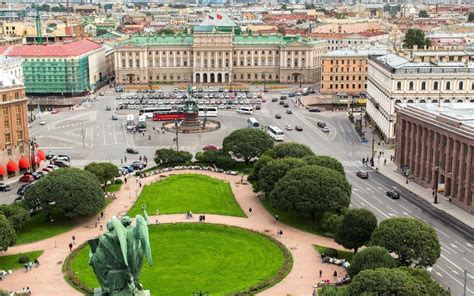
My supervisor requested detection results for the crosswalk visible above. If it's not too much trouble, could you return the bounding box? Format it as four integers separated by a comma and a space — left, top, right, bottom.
339, 160, 368, 168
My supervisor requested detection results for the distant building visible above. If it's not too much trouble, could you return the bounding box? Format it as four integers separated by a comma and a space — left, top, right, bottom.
395, 103, 473, 213
320, 48, 387, 96
0, 56, 23, 83
366, 53, 474, 141
0, 71, 31, 180
114, 14, 328, 84
0, 39, 107, 95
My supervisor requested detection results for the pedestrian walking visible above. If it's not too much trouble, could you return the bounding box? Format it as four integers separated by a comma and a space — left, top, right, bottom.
72, 236, 76, 245
248, 207, 252, 215
362, 158, 365, 164
148, 135, 151, 141
69, 242, 73, 252
121, 159, 123, 165
275, 214, 279, 222
124, 156, 127, 162
333, 270, 338, 278
384, 159, 387, 165
319, 270, 323, 277
124, 177, 127, 184
101, 211, 104, 218
100, 224, 103, 231
139, 156, 142, 162
139, 182, 142, 188
95, 221, 98, 228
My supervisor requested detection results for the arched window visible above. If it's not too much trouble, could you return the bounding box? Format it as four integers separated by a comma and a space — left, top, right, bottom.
409, 81, 414, 90
421, 81, 426, 90
434, 81, 439, 90
459, 81, 464, 90
444, 99, 451, 103
432, 99, 438, 103
407, 99, 414, 103
419, 99, 426, 103
446, 81, 451, 90
395, 99, 402, 104
396, 81, 402, 90
456, 99, 464, 103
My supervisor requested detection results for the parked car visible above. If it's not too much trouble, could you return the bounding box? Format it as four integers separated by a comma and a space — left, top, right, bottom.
112, 115, 118, 120
132, 161, 146, 170
322, 127, 330, 133
31, 172, 42, 180
17, 184, 32, 195
279, 101, 285, 105
42, 167, 54, 173
46, 164, 59, 170
14, 196, 24, 203
272, 97, 278, 102
126, 147, 139, 154
122, 166, 134, 173
19, 174, 35, 183
386, 190, 400, 199
55, 154, 71, 162
106, 106, 112, 111
295, 126, 303, 131
39, 120, 47, 125
286, 109, 293, 114
275, 114, 282, 119
0, 183, 11, 192
203, 144, 219, 151
36, 171, 48, 178
285, 125, 293, 131
53, 160, 70, 168
46, 152, 56, 160
317, 121, 327, 128
309, 107, 321, 112
51, 109, 59, 114
283, 103, 289, 108
356, 171, 369, 179
99, 92, 105, 96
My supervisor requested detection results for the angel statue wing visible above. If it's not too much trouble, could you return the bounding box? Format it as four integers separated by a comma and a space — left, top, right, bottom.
111, 216, 129, 267
135, 214, 153, 266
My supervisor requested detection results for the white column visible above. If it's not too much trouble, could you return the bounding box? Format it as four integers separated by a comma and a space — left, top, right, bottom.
187, 51, 190, 68
272, 51, 276, 67
158, 51, 162, 67
215, 51, 219, 68
200, 51, 204, 68
258, 50, 261, 67
251, 50, 254, 67
173, 51, 176, 67
166, 51, 169, 68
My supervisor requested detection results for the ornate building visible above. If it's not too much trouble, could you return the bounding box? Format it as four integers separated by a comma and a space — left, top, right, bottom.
114, 14, 327, 85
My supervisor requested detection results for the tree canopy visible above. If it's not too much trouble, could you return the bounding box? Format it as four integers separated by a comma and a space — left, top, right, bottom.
369, 217, 441, 267
303, 155, 344, 175
403, 29, 431, 49
195, 150, 234, 169
348, 246, 397, 278
270, 165, 351, 219
154, 148, 192, 165
257, 158, 305, 193
399, 267, 449, 296
223, 128, 274, 164
24, 168, 105, 218
336, 208, 377, 253
85, 162, 119, 189
264, 142, 314, 159
0, 204, 30, 232
347, 268, 428, 296
468, 12, 474, 22
247, 154, 273, 184
0, 215, 16, 252
418, 10, 428, 17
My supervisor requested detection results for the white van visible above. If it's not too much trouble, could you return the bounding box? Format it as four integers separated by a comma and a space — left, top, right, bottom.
237, 106, 253, 115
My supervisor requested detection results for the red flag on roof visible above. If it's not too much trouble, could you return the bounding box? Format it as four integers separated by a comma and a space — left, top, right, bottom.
217, 14, 223, 20
209, 15, 214, 20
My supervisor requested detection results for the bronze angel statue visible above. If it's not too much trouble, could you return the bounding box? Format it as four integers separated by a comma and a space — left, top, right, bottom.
88, 205, 153, 296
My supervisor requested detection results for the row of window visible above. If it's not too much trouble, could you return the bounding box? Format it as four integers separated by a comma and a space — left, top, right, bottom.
122, 49, 319, 57
327, 75, 365, 81
397, 80, 474, 91
323, 83, 367, 90
328, 59, 365, 65
121, 58, 310, 68
1, 92, 21, 102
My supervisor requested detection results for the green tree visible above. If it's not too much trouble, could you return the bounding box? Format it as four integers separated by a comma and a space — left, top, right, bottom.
0, 204, 30, 232
270, 165, 351, 220
399, 267, 450, 296
403, 28, 431, 49
265, 142, 314, 159
348, 246, 398, 277
84, 162, 119, 190
336, 208, 377, 253
154, 148, 192, 165
223, 128, 274, 164
321, 211, 344, 233
347, 268, 427, 296
369, 217, 441, 267
247, 154, 273, 184
303, 155, 344, 175
195, 150, 234, 169
24, 168, 105, 218
257, 158, 305, 193
0, 215, 16, 251
40, 4, 50, 11
418, 10, 429, 17
468, 12, 474, 22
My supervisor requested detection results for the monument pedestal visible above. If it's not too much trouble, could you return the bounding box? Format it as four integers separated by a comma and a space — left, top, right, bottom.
94, 288, 151, 296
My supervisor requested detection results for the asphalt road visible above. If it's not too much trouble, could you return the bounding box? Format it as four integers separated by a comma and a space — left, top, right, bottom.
1, 89, 472, 295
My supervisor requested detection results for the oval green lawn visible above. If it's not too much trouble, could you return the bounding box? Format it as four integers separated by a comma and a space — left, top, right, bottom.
70, 223, 290, 295
128, 174, 245, 217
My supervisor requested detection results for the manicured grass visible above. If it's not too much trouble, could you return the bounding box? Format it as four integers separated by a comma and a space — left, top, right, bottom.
261, 199, 334, 238
70, 223, 290, 295
128, 174, 245, 217
314, 245, 353, 262
15, 210, 76, 245
105, 183, 122, 192
0, 250, 43, 271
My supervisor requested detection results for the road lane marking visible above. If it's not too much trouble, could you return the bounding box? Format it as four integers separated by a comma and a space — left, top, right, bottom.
102, 124, 106, 145
437, 265, 474, 294
441, 254, 465, 272
353, 191, 390, 219
386, 205, 399, 214
463, 257, 474, 266
437, 229, 450, 238
441, 242, 458, 255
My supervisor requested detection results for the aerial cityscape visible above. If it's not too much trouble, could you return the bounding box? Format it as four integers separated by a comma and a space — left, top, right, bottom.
0, 0, 472, 295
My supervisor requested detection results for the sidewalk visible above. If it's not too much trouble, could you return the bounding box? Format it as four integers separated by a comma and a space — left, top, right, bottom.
377, 149, 474, 230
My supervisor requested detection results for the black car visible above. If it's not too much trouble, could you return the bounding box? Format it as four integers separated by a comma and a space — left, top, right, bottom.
17, 184, 32, 196
288, 93, 296, 97
309, 107, 321, 112
280, 96, 287, 100
283, 103, 289, 108
356, 171, 369, 179
126, 147, 139, 154
275, 114, 282, 119
53, 160, 70, 168
0, 183, 11, 192
46, 152, 56, 160
286, 109, 293, 114
317, 121, 327, 128
279, 101, 285, 105
272, 97, 278, 102
295, 126, 303, 131
132, 161, 146, 170
386, 190, 400, 199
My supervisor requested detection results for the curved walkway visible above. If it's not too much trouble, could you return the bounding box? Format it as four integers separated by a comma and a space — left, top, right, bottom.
0, 170, 346, 296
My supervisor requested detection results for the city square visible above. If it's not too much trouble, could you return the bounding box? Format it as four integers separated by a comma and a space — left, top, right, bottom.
0, 2, 473, 296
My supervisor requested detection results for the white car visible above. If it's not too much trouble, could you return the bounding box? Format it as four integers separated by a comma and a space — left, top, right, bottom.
39, 120, 47, 125
285, 125, 293, 131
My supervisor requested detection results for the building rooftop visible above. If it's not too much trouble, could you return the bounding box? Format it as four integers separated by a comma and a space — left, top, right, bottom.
0, 39, 103, 58
0, 70, 22, 89
373, 54, 474, 71
323, 48, 388, 58
120, 35, 193, 46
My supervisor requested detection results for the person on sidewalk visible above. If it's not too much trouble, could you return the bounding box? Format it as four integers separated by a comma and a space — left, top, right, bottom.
275, 214, 279, 222
69, 242, 73, 252
248, 207, 252, 215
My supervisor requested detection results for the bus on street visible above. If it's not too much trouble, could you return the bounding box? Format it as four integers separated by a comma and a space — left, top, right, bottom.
267, 125, 284, 141
247, 117, 260, 129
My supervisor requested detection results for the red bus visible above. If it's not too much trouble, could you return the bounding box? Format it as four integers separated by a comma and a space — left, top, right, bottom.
152, 111, 185, 121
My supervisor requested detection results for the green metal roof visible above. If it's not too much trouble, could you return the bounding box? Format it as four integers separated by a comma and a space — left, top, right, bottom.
233, 35, 324, 46
120, 35, 193, 46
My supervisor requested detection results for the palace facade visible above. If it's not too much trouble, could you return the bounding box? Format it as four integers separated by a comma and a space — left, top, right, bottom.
114, 15, 327, 85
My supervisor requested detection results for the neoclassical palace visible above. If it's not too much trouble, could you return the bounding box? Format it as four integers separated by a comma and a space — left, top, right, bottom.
114, 15, 327, 85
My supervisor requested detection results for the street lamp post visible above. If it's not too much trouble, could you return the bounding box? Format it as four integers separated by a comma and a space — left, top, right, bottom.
370, 127, 375, 167
433, 166, 439, 204
174, 119, 179, 151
